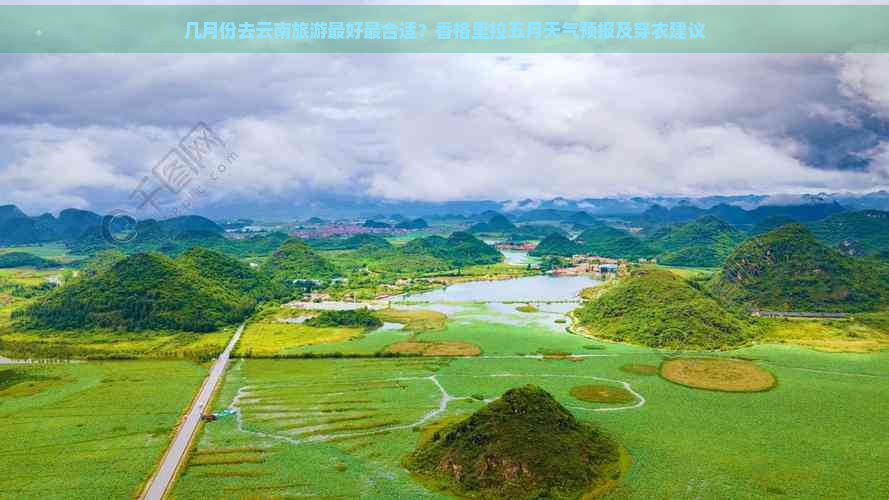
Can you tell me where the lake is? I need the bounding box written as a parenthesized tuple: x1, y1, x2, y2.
(399, 275, 600, 303)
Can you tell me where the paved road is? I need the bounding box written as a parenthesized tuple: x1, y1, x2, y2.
(140, 322, 245, 500)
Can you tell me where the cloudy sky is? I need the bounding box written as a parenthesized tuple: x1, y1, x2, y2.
(1, 1, 889, 215)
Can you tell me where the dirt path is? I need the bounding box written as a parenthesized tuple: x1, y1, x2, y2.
(139, 322, 244, 500)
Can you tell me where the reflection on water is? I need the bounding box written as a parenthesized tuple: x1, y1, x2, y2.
(401, 275, 600, 303)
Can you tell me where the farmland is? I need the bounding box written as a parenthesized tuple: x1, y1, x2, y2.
(173, 346, 889, 499)
(0, 360, 206, 498)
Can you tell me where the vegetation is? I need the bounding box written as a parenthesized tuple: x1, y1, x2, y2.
(649, 215, 746, 267)
(402, 231, 501, 267)
(17, 251, 255, 332)
(529, 233, 582, 257)
(307, 233, 392, 251)
(575, 268, 757, 350)
(261, 237, 340, 285)
(569, 384, 636, 404)
(304, 308, 383, 329)
(0, 252, 61, 269)
(659, 358, 777, 392)
(808, 209, 889, 257)
(405, 385, 621, 499)
(0, 361, 206, 498)
(712, 224, 889, 312)
(395, 218, 429, 230)
(375, 308, 447, 332)
(575, 223, 654, 260)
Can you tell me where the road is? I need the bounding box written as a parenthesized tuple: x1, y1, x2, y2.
(139, 322, 245, 500)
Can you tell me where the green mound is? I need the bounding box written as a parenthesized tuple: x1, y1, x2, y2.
(261, 237, 340, 283)
(304, 308, 382, 329)
(809, 210, 889, 258)
(176, 246, 274, 298)
(575, 269, 756, 350)
(575, 223, 655, 260)
(711, 224, 889, 312)
(17, 252, 254, 332)
(0, 252, 60, 269)
(405, 385, 621, 499)
(402, 231, 501, 267)
(649, 215, 745, 267)
(529, 233, 582, 257)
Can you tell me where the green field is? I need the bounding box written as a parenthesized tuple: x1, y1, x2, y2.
(0, 360, 205, 498)
(0, 243, 72, 261)
(173, 345, 889, 499)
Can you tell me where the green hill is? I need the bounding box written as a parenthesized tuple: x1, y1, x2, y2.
(711, 224, 889, 312)
(808, 210, 889, 258)
(308, 233, 393, 251)
(529, 234, 582, 257)
(405, 385, 621, 499)
(650, 216, 745, 267)
(175, 247, 272, 298)
(402, 232, 501, 267)
(575, 268, 755, 350)
(575, 223, 654, 260)
(0, 252, 61, 269)
(467, 214, 516, 234)
(261, 237, 340, 284)
(17, 252, 254, 332)
(750, 215, 797, 236)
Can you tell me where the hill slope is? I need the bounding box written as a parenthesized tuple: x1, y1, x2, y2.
(405, 385, 620, 499)
(575, 269, 755, 349)
(650, 216, 745, 267)
(575, 223, 654, 260)
(402, 232, 501, 267)
(712, 224, 889, 312)
(18, 252, 254, 331)
(261, 237, 340, 283)
(809, 210, 889, 258)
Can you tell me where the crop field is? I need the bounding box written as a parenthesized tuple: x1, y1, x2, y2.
(0, 328, 235, 361)
(174, 342, 889, 499)
(0, 360, 205, 498)
(0, 243, 72, 260)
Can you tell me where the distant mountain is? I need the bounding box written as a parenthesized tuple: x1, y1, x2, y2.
(565, 211, 597, 224)
(750, 215, 798, 236)
(362, 220, 391, 229)
(403, 232, 501, 267)
(649, 216, 746, 267)
(639, 202, 845, 228)
(261, 237, 340, 284)
(17, 251, 255, 331)
(468, 214, 516, 233)
(711, 224, 889, 312)
(529, 234, 582, 257)
(808, 210, 889, 258)
(0, 204, 27, 223)
(575, 223, 655, 260)
(576, 268, 755, 350)
(307, 233, 392, 251)
(394, 218, 428, 230)
(156, 215, 224, 235)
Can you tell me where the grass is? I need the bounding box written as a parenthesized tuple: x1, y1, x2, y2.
(516, 303, 539, 313)
(0, 243, 73, 261)
(235, 322, 364, 357)
(173, 346, 889, 499)
(374, 308, 447, 332)
(569, 384, 636, 404)
(384, 341, 481, 356)
(762, 316, 889, 352)
(660, 358, 777, 392)
(0, 360, 205, 498)
(0, 328, 234, 361)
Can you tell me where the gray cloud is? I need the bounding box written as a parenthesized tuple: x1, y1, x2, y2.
(0, 51, 887, 214)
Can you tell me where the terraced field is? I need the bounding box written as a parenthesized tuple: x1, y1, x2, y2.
(0, 360, 205, 498)
(174, 345, 889, 499)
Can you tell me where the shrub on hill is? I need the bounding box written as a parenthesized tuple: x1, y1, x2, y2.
(405, 385, 621, 499)
(575, 268, 756, 350)
(261, 237, 340, 284)
(649, 215, 745, 267)
(0, 252, 60, 269)
(17, 252, 254, 331)
(711, 224, 889, 312)
(304, 308, 382, 329)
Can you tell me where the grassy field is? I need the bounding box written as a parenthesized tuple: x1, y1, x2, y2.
(0, 243, 73, 261)
(173, 344, 889, 499)
(0, 360, 205, 498)
(0, 328, 234, 361)
(762, 315, 889, 352)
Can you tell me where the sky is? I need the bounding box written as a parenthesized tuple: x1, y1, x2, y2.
(1, 1, 889, 215)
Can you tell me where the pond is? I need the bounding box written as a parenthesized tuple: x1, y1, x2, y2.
(399, 275, 600, 303)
